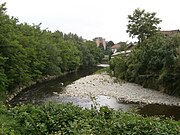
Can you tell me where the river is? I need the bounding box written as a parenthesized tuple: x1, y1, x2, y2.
(9, 67, 180, 120)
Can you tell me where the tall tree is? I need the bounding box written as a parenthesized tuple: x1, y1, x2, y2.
(0, 3, 104, 100)
(127, 8, 162, 43)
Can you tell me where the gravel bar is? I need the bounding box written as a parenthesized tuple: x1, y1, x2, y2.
(65, 73, 180, 106)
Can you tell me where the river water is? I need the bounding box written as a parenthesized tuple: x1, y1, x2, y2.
(9, 67, 180, 120)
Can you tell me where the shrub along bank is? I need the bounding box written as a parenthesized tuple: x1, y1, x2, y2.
(0, 102, 179, 135)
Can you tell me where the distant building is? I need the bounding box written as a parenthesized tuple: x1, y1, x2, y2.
(160, 29, 180, 36)
(111, 42, 135, 59)
(111, 44, 121, 54)
(93, 37, 107, 50)
(111, 50, 132, 58)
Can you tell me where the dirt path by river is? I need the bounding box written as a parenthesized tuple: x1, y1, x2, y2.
(65, 73, 180, 106)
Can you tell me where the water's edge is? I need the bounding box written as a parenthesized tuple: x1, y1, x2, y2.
(9, 67, 180, 120)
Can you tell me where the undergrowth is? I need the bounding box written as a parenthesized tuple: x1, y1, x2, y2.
(0, 102, 179, 135)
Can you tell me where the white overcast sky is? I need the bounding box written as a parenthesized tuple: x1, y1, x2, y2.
(1, 0, 180, 43)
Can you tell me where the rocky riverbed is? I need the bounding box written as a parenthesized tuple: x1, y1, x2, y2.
(65, 73, 180, 106)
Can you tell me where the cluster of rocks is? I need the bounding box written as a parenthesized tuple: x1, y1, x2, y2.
(65, 73, 180, 106)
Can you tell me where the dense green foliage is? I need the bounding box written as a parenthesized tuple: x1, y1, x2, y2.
(0, 102, 179, 135)
(110, 35, 180, 96)
(0, 3, 103, 100)
(127, 8, 162, 42)
(110, 9, 180, 96)
(0, 5, 179, 134)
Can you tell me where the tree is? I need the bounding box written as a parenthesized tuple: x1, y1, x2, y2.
(107, 41, 114, 47)
(0, 3, 104, 101)
(127, 8, 162, 43)
(77, 41, 103, 67)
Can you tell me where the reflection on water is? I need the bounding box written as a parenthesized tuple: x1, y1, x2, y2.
(9, 67, 101, 105)
(138, 104, 180, 121)
(46, 95, 139, 111)
(47, 95, 180, 120)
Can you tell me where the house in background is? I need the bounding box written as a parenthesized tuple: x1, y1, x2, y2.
(111, 42, 135, 54)
(111, 42, 136, 58)
(93, 37, 107, 50)
(160, 29, 180, 36)
(111, 44, 121, 54)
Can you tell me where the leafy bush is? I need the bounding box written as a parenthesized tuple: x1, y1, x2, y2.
(0, 102, 179, 135)
(109, 56, 127, 79)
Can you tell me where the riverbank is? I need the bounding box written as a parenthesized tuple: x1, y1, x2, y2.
(6, 75, 59, 103)
(65, 73, 180, 106)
